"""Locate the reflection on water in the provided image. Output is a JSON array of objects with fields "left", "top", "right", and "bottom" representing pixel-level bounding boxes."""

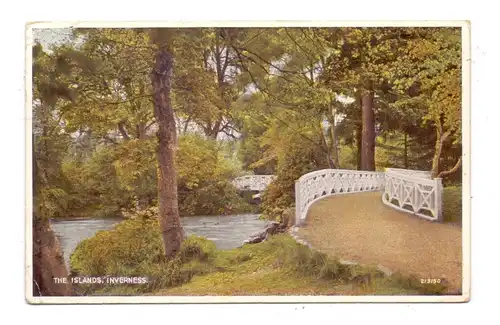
[{"left": 50, "top": 214, "right": 269, "bottom": 267}]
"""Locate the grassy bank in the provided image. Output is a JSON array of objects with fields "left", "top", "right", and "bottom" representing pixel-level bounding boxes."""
[
  {"left": 70, "top": 217, "right": 449, "bottom": 296},
  {"left": 153, "top": 234, "right": 449, "bottom": 296},
  {"left": 443, "top": 186, "right": 462, "bottom": 224}
]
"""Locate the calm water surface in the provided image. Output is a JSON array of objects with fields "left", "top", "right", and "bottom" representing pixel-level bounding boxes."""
[{"left": 50, "top": 214, "right": 269, "bottom": 267}]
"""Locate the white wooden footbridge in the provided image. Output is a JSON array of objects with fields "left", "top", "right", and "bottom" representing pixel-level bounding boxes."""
[
  {"left": 232, "top": 175, "right": 277, "bottom": 192},
  {"left": 232, "top": 168, "right": 444, "bottom": 224}
]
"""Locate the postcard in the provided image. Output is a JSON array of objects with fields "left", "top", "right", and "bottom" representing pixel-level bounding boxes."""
[{"left": 25, "top": 20, "right": 470, "bottom": 304}]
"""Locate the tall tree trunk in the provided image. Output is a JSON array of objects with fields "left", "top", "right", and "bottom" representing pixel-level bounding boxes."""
[
  {"left": 361, "top": 88, "right": 376, "bottom": 171},
  {"left": 431, "top": 126, "right": 451, "bottom": 178},
  {"left": 403, "top": 132, "right": 408, "bottom": 169},
  {"left": 33, "top": 217, "right": 72, "bottom": 296},
  {"left": 356, "top": 123, "right": 362, "bottom": 170},
  {"left": 32, "top": 133, "right": 72, "bottom": 297},
  {"left": 210, "top": 119, "right": 222, "bottom": 140},
  {"left": 183, "top": 114, "right": 192, "bottom": 134},
  {"left": 328, "top": 103, "right": 340, "bottom": 168},
  {"left": 151, "top": 47, "right": 184, "bottom": 259},
  {"left": 329, "top": 124, "right": 339, "bottom": 168},
  {"left": 136, "top": 121, "right": 151, "bottom": 211},
  {"left": 136, "top": 122, "right": 147, "bottom": 140},
  {"left": 319, "top": 124, "right": 335, "bottom": 169}
]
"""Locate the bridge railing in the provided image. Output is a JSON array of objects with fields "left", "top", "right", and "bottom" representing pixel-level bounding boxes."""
[
  {"left": 294, "top": 169, "right": 385, "bottom": 226},
  {"left": 294, "top": 167, "right": 443, "bottom": 226},
  {"left": 385, "top": 168, "right": 432, "bottom": 179},
  {"left": 232, "top": 175, "right": 277, "bottom": 192},
  {"left": 382, "top": 169, "right": 443, "bottom": 222}
]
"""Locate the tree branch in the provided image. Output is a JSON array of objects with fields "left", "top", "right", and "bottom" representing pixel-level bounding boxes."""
[
  {"left": 220, "top": 128, "right": 238, "bottom": 139},
  {"left": 145, "top": 120, "right": 157, "bottom": 131},
  {"left": 284, "top": 28, "right": 317, "bottom": 63},
  {"left": 234, "top": 46, "right": 300, "bottom": 75},
  {"left": 437, "top": 158, "right": 462, "bottom": 179},
  {"left": 117, "top": 122, "right": 131, "bottom": 140},
  {"left": 102, "top": 135, "right": 119, "bottom": 145},
  {"left": 221, "top": 45, "right": 230, "bottom": 82}
]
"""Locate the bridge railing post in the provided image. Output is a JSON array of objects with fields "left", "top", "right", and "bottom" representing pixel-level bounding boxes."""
[
  {"left": 434, "top": 178, "right": 443, "bottom": 222},
  {"left": 295, "top": 180, "right": 300, "bottom": 226}
]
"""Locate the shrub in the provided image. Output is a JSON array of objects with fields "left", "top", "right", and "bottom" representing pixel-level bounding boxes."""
[
  {"left": 443, "top": 186, "right": 462, "bottom": 224},
  {"left": 180, "top": 235, "right": 217, "bottom": 263},
  {"left": 261, "top": 140, "right": 329, "bottom": 221},
  {"left": 70, "top": 217, "right": 218, "bottom": 293},
  {"left": 280, "top": 240, "right": 352, "bottom": 281}
]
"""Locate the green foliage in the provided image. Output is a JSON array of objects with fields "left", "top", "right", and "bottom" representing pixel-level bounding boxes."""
[
  {"left": 70, "top": 217, "right": 218, "bottom": 293},
  {"left": 338, "top": 145, "right": 357, "bottom": 170},
  {"left": 443, "top": 186, "right": 462, "bottom": 224},
  {"left": 177, "top": 134, "right": 254, "bottom": 215},
  {"left": 55, "top": 133, "right": 253, "bottom": 219},
  {"left": 259, "top": 115, "right": 330, "bottom": 219},
  {"left": 374, "top": 132, "right": 433, "bottom": 172},
  {"left": 33, "top": 27, "right": 462, "bottom": 222},
  {"left": 113, "top": 139, "right": 157, "bottom": 198},
  {"left": 234, "top": 97, "right": 277, "bottom": 174},
  {"left": 70, "top": 217, "right": 163, "bottom": 276},
  {"left": 61, "top": 146, "right": 134, "bottom": 218},
  {"left": 278, "top": 241, "right": 352, "bottom": 281}
]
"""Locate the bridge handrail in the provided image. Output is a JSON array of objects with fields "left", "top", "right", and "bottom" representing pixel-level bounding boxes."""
[
  {"left": 385, "top": 168, "right": 432, "bottom": 179},
  {"left": 294, "top": 167, "right": 442, "bottom": 226},
  {"left": 382, "top": 169, "right": 443, "bottom": 222},
  {"left": 295, "top": 169, "right": 385, "bottom": 226},
  {"left": 232, "top": 175, "right": 277, "bottom": 191}
]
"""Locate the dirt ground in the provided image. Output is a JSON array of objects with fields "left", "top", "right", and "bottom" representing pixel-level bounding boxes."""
[{"left": 298, "top": 191, "right": 463, "bottom": 292}]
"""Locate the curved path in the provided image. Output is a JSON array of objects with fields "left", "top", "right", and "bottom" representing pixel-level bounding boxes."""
[{"left": 297, "top": 191, "right": 462, "bottom": 293}]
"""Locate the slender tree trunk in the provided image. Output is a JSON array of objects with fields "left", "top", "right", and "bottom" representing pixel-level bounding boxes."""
[
  {"left": 183, "top": 115, "right": 192, "bottom": 134},
  {"left": 210, "top": 119, "right": 222, "bottom": 140},
  {"left": 438, "top": 158, "right": 462, "bottom": 179},
  {"left": 356, "top": 123, "right": 362, "bottom": 170},
  {"left": 361, "top": 88, "right": 376, "bottom": 171},
  {"left": 118, "top": 122, "right": 130, "bottom": 140},
  {"left": 136, "top": 122, "right": 151, "bottom": 211},
  {"left": 431, "top": 126, "right": 451, "bottom": 179},
  {"left": 403, "top": 132, "right": 408, "bottom": 169},
  {"left": 329, "top": 124, "right": 339, "bottom": 168},
  {"left": 328, "top": 103, "right": 340, "bottom": 168},
  {"left": 136, "top": 122, "right": 147, "bottom": 140},
  {"left": 319, "top": 124, "right": 335, "bottom": 169},
  {"left": 151, "top": 47, "right": 184, "bottom": 259}
]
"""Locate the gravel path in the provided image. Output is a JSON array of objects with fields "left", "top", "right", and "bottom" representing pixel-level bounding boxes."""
[{"left": 298, "top": 191, "right": 462, "bottom": 292}]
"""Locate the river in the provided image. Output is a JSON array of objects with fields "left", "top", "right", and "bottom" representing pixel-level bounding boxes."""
[{"left": 50, "top": 214, "right": 269, "bottom": 268}]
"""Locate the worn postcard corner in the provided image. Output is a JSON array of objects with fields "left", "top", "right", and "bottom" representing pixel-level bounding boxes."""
[{"left": 25, "top": 20, "right": 471, "bottom": 304}]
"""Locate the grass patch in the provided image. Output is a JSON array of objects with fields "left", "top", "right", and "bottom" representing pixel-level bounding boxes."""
[
  {"left": 155, "top": 235, "right": 449, "bottom": 296},
  {"left": 383, "top": 272, "right": 450, "bottom": 295},
  {"left": 70, "top": 216, "right": 449, "bottom": 296},
  {"left": 443, "top": 186, "right": 462, "bottom": 224}
]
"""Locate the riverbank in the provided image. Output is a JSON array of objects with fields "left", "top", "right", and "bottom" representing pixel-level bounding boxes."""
[
  {"left": 69, "top": 217, "right": 449, "bottom": 296},
  {"left": 153, "top": 234, "right": 450, "bottom": 296},
  {"left": 52, "top": 213, "right": 269, "bottom": 269}
]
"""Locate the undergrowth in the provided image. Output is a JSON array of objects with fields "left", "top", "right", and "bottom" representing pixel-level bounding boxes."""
[{"left": 442, "top": 186, "right": 462, "bottom": 224}]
